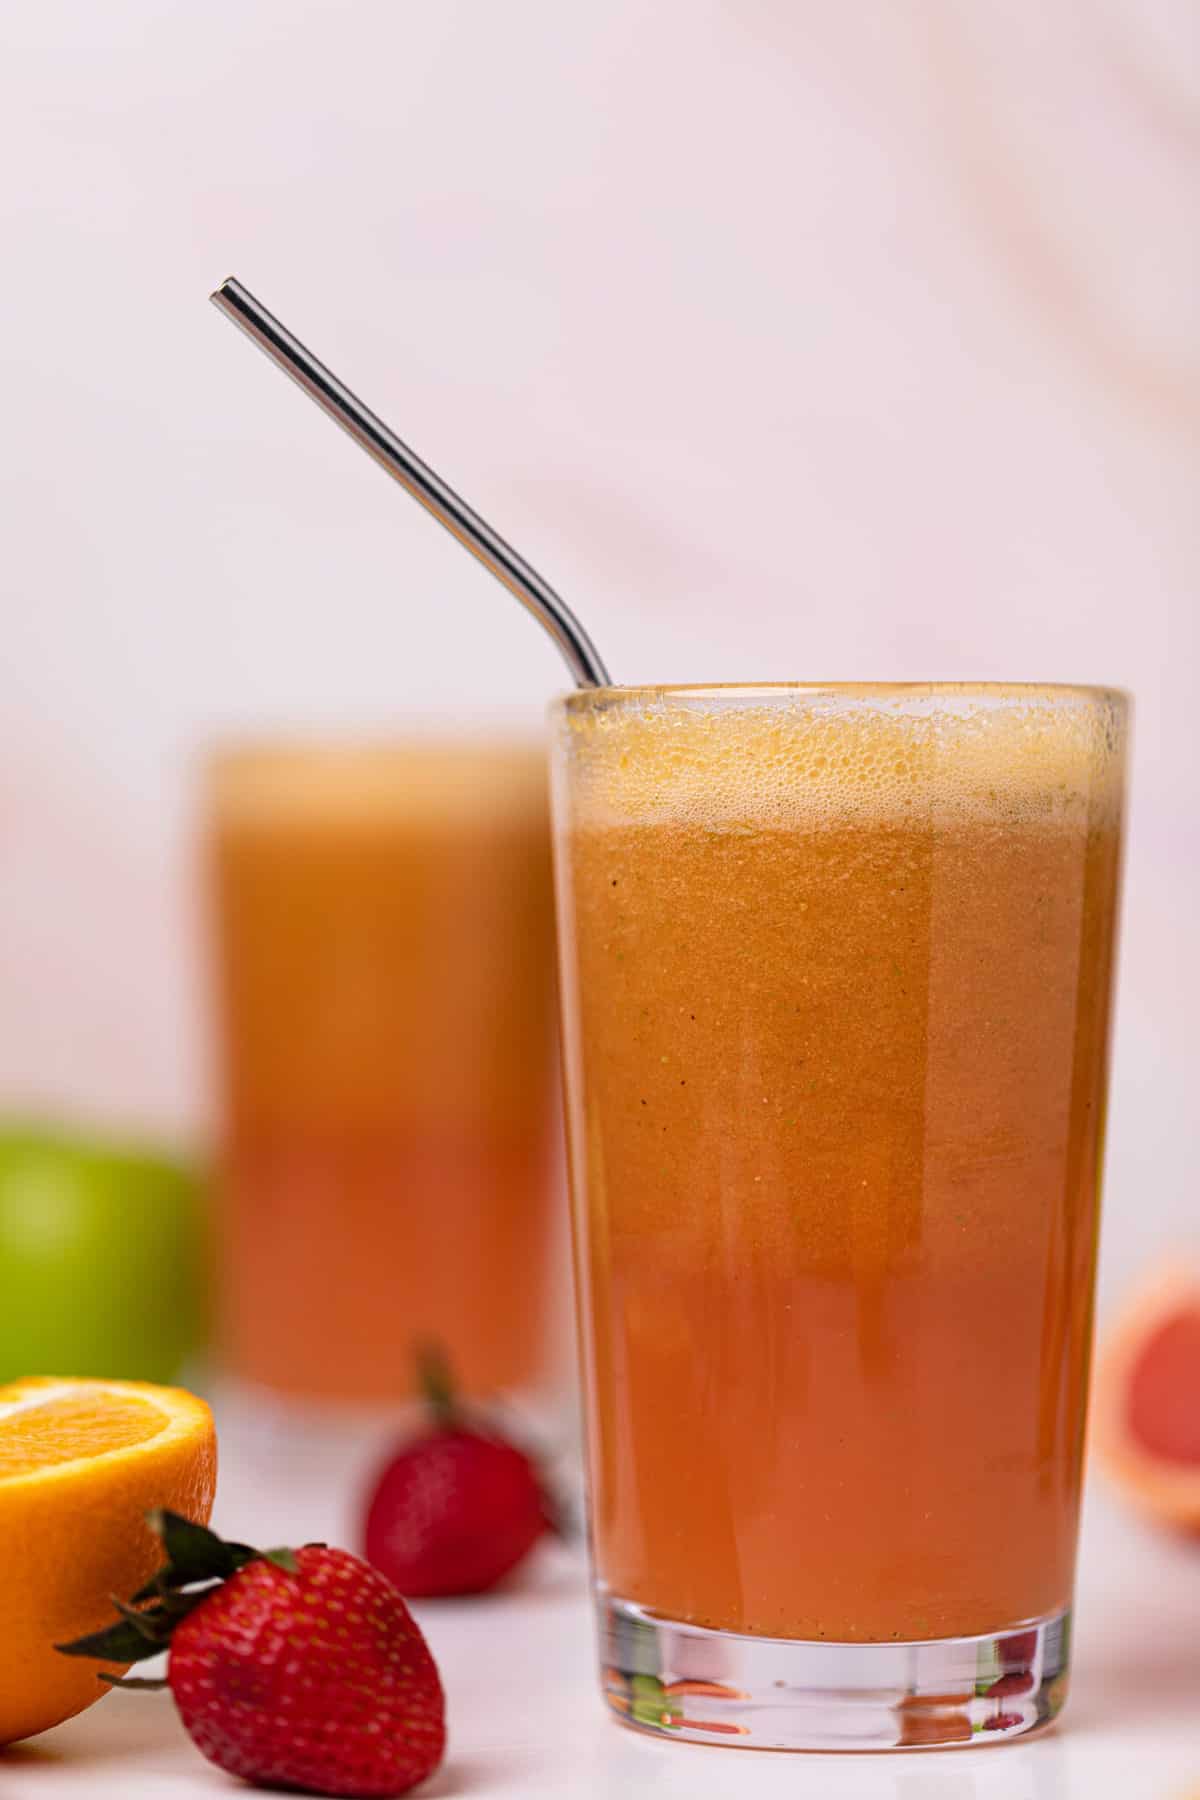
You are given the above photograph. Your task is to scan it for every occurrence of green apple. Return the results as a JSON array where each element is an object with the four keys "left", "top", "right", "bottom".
[{"left": 0, "top": 1125, "right": 206, "bottom": 1385}]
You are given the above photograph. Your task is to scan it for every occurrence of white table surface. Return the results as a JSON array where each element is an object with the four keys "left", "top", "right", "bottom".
[{"left": 5, "top": 1421, "right": 1198, "bottom": 1800}]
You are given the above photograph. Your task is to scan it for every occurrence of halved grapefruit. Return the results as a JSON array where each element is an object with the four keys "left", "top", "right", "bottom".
[{"left": 1092, "top": 1263, "right": 1200, "bottom": 1535}]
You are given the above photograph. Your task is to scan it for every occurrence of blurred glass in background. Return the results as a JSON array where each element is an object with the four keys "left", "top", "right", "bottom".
[{"left": 203, "top": 741, "right": 563, "bottom": 1408}]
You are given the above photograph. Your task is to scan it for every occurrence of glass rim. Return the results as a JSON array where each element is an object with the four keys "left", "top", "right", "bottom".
[
  {"left": 200, "top": 734, "right": 546, "bottom": 771},
  {"left": 560, "top": 680, "right": 1129, "bottom": 711}
]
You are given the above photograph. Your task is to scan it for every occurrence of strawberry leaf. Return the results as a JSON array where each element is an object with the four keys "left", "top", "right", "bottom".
[
  {"left": 131, "top": 1510, "right": 258, "bottom": 1601},
  {"left": 261, "top": 1547, "right": 300, "bottom": 1573},
  {"left": 145, "top": 1510, "right": 257, "bottom": 1585},
  {"left": 58, "top": 1514, "right": 304, "bottom": 1675},
  {"left": 56, "top": 1617, "right": 168, "bottom": 1664},
  {"left": 160, "top": 1584, "right": 224, "bottom": 1617},
  {"left": 110, "top": 1597, "right": 171, "bottom": 1641}
]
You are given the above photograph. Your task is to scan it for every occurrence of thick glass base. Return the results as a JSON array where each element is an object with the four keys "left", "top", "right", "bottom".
[{"left": 599, "top": 1592, "right": 1070, "bottom": 1750}]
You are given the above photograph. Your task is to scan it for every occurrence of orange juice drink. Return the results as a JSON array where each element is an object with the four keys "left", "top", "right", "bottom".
[
  {"left": 207, "top": 743, "right": 560, "bottom": 1405},
  {"left": 550, "top": 684, "right": 1126, "bottom": 1750}
]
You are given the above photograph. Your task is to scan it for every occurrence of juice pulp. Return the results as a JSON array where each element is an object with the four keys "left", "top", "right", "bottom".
[
  {"left": 208, "top": 744, "right": 559, "bottom": 1404},
  {"left": 553, "top": 688, "right": 1125, "bottom": 1642}
]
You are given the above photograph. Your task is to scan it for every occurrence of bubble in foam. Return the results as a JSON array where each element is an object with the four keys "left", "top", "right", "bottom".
[{"left": 555, "top": 686, "right": 1126, "bottom": 832}]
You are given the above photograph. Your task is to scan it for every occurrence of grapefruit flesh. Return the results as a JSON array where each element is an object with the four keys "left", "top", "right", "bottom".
[{"left": 1094, "top": 1266, "right": 1200, "bottom": 1535}]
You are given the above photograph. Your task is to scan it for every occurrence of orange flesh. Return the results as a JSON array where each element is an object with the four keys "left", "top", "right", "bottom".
[
  {"left": 556, "top": 694, "right": 1124, "bottom": 1642},
  {"left": 208, "top": 748, "right": 559, "bottom": 1403},
  {"left": 1127, "top": 1308, "right": 1200, "bottom": 1465},
  {"left": 0, "top": 1390, "right": 165, "bottom": 1479}
]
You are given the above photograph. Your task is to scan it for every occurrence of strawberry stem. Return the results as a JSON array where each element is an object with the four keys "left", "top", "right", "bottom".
[
  {"left": 415, "top": 1340, "right": 458, "bottom": 1426},
  {"left": 56, "top": 1513, "right": 298, "bottom": 1669}
]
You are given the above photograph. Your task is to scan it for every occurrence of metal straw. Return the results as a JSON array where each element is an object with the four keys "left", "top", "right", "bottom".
[{"left": 209, "top": 277, "right": 612, "bottom": 689}]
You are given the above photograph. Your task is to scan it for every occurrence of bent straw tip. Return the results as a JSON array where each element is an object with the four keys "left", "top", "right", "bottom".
[{"left": 209, "top": 275, "right": 244, "bottom": 307}]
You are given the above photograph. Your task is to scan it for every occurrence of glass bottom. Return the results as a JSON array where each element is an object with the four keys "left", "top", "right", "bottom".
[{"left": 599, "top": 1592, "right": 1070, "bottom": 1751}]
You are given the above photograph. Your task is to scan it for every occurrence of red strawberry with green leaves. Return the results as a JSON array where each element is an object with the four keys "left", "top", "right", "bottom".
[
  {"left": 57, "top": 1511, "right": 444, "bottom": 1798},
  {"left": 363, "top": 1345, "right": 558, "bottom": 1598}
]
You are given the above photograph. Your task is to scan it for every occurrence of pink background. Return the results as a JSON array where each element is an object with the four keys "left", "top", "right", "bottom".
[{"left": 0, "top": 2, "right": 1195, "bottom": 1316}]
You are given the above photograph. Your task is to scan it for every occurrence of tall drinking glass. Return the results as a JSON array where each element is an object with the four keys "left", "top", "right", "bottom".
[
  {"left": 206, "top": 742, "right": 561, "bottom": 1408},
  {"left": 550, "top": 684, "right": 1127, "bottom": 1750}
]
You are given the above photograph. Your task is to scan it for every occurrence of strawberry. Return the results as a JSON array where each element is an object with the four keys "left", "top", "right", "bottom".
[
  {"left": 57, "top": 1511, "right": 444, "bottom": 1799},
  {"left": 996, "top": 1627, "right": 1039, "bottom": 1670},
  {"left": 980, "top": 1709, "right": 1025, "bottom": 1732},
  {"left": 982, "top": 1669, "right": 1035, "bottom": 1698},
  {"left": 363, "top": 1345, "right": 556, "bottom": 1598}
]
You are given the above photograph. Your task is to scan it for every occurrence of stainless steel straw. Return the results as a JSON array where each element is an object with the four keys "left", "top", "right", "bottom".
[{"left": 210, "top": 277, "right": 612, "bottom": 690}]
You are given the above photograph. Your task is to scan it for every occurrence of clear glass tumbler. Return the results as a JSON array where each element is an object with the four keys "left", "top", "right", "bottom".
[{"left": 550, "top": 683, "right": 1127, "bottom": 1750}]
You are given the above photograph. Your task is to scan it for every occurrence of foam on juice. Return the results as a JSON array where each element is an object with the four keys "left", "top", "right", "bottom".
[{"left": 557, "top": 685, "right": 1125, "bottom": 830}]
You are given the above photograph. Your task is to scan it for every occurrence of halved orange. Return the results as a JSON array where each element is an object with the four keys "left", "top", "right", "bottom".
[{"left": 0, "top": 1376, "right": 216, "bottom": 1745}]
